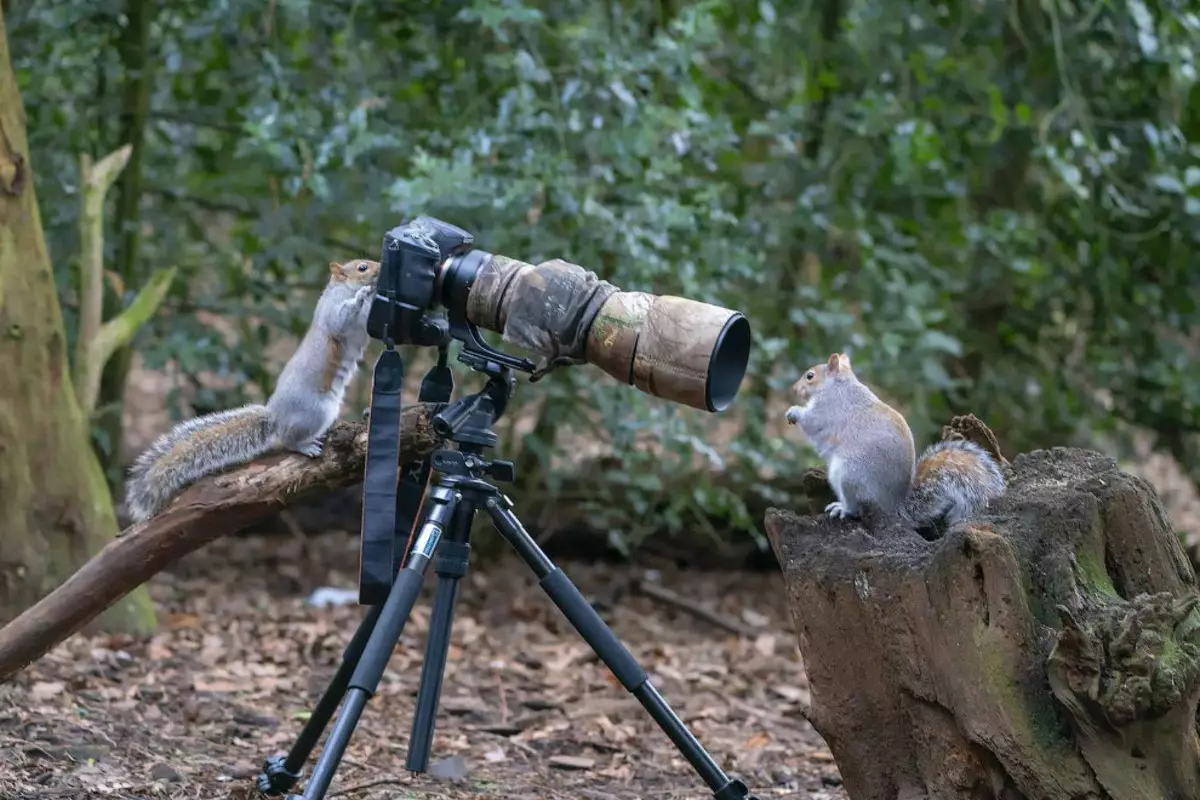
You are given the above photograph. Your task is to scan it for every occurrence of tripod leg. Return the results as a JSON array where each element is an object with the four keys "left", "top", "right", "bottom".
[
  {"left": 483, "top": 496, "right": 757, "bottom": 800},
  {"left": 291, "top": 487, "right": 460, "bottom": 800},
  {"left": 405, "top": 498, "right": 475, "bottom": 773},
  {"left": 256, "top": 604, "right": 383, "bottom": 796}
]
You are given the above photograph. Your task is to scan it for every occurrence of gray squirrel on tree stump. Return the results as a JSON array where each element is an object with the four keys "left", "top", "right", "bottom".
[{"left": 766, "top": 411, "right": 1200, "bottom": 800}]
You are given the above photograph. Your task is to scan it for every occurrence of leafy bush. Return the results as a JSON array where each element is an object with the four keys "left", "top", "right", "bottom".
[{"left": 11, "top": 0, "right": 1199, "bottom": 552}]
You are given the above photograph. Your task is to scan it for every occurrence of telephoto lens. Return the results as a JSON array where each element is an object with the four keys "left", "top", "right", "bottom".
[{"left": 442, "top": 252, "right": 751, "bottom": 413}]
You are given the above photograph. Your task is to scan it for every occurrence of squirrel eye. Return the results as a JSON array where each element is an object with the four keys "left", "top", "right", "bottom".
[
  {"left": 357, "top": 263, "right": 369, "bottom": 272},
  {"left": 805, "top": 371, "right": 815, "bottom": 381}
]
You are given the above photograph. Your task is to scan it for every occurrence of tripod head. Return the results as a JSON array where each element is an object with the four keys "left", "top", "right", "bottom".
[{"left": 428, "top": 357, "right": 517, "bottom": 485}]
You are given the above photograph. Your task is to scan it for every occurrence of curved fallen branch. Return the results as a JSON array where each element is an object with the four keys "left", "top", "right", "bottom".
[{"left": 0, "top": 404, "right": 443, "bottom": 682}]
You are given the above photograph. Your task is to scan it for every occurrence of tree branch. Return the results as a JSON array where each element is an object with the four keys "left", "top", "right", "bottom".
[
  {"left": 0, "top": 404, "right": 444, "bottom": 681},
  {"left": 87, "top": 266, "right": 175, "bottom": 399},
  {"left": 75, "top": 144, "right": 132, "bottom": 414}
]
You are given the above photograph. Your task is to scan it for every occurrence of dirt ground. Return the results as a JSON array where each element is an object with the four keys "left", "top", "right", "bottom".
[
  {"left": 8, "top": 360, "right": 1199, "bottom": 800},
  {"left": 0, "top": 530, "right": 843, "bottom": 800}
]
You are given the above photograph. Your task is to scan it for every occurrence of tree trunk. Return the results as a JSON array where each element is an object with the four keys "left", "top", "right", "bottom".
[
  {"left": 765, "top": 418, "right": 1200, "bottom": 800},
  {"left": 0, "top": 7, "right": 155, "bottom": 633},
  {"left": 96, "top": 0, "right": 156, "bottom": 487}
]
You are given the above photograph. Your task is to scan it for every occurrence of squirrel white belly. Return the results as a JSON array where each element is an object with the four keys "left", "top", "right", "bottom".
[
  {"left": 785, "top": 352, "right": 1005, "bottom": 528},
  {"left": 124, "top": 259, "right": 381, "bottom": 522}
]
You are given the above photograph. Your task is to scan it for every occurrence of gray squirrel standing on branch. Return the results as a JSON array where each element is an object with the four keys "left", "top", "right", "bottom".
[
  {"left": 124, "top": 259, "right": 382, "bottom": 523},
  {"left": 785, "top": 352, "right": 1005, "bottom": 527}
]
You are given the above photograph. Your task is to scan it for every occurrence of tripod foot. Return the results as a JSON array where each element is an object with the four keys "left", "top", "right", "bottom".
[
  {"left": 714, "top": 777, "right": 757, "bottom": 800},
  {"left": 256, "top": 754, "right": 302, "bottom": 796}
]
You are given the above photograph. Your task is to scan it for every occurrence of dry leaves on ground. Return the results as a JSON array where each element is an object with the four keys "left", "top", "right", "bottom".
[{"left": 0, "top": 531, "right": 845, "bottom": 800}]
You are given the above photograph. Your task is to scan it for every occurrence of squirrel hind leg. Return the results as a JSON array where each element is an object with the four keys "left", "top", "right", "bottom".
[
  {"left": 292, "top": 436, "right": 325, "bottom": 458},
  {"left": 825, "top": 500, "right": 859, "bottom": 519},
  {"left": 824, "top": 470, "right": 883, "bottom": 521}
]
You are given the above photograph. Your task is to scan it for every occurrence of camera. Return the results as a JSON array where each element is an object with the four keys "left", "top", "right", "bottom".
[
  {"left": 366, "top": 215, "right": 751, "bottom": 413},
  {"left": 260, "top": 218, "right": 763, "bottom": 800}
]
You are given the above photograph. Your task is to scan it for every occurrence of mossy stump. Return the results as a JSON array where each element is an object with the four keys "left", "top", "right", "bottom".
[{"left": 765, "top": 417, "right": 1200, "bottom": 800}]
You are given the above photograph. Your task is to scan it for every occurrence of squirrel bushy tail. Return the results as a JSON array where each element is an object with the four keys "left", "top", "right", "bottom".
[
  {"left": 124, "top": 405, "right": 275, "bottom": 522},
  {"left": 902, "top": 439, "right": 1005, "bottom": 528}
]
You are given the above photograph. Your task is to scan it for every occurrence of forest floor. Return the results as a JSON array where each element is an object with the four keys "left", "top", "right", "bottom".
[{"left": 0, "top": 530, "right": 841, "bottom": 800}]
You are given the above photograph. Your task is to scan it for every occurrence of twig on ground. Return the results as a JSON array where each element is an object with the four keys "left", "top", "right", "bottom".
[
  {"left": 478, "top": 727, "right": 541, "bottom": 758},
  {"left": 630, "top": 579, "right": 755, "bottom": 638},
  {"left": 328, "top": 775, "right": 435, "bottom": 797},
  {"left": 496, "top": 668, "right": 510, "bottom": 726},
  {"left": 724, "top": 694, "right": 790, "bottom": 726}
]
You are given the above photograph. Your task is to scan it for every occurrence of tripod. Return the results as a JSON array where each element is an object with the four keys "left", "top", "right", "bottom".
[{"left": 255, "top": 361, "right": 759, "bottom": 800}]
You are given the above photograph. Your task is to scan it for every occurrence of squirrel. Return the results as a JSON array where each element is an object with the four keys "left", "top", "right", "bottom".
[
  {"left": 784, "top": 352, "right": 1005, "bottom": 528},
  {"left": 124, "top": 259, "right": 382, "bottom": 523}
]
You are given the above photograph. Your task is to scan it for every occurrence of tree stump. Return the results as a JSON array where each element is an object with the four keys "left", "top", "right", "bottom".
[{"left": 765, "top": 416, "right": 1200, "bottom": 800}]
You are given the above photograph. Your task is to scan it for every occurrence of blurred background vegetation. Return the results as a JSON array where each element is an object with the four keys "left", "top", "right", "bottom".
[{"left": 9, "top": 0, "right": 1199, "bottom": 561}]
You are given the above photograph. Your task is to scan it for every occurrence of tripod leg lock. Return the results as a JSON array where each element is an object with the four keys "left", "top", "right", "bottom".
[
  {"left": 434, "top": 540, "right": 471, "bottom": 578},
  {"left": 256, "top": 754, "right": 302, "bottom": 796}
]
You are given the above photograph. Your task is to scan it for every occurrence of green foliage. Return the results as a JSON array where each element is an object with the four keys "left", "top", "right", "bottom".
[{"left": 9, "top": 0, "right": 1200, "bottom": 552}]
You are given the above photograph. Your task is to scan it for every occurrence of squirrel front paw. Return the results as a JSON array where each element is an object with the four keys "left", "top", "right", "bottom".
[
  {"left": 354, "top": 285, "right": 374, "bottom": 305},
  {"left": 297, "top": 440, "right": 324, "bottom": 458},
  {"left": 785, "top": 405, "right": 802, "bottom": 425},
  {"left": 825, "top": 501, "right": 857, "bottom": 519}
]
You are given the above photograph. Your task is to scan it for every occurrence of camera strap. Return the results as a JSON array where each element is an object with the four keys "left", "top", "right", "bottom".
[
  {"left": 357, "top": 346, "right": 405, "bottom": 605},
  {"left": 392, "top": 346, "right": 453, "bottom": 573}
]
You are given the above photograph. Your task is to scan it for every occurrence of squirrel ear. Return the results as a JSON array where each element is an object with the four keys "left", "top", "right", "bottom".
[
  {"left": 827, "top": 353, "right": 841, "bottom": 372},
  {"left": 838, "top": 352, "right": 852, "bottom": 370},
  {"left": 329, "top": 262, "right": 344, "bottom": 280}
]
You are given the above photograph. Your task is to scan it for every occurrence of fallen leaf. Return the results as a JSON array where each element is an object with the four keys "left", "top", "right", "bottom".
[
  {"left": 428, "top": 755, "right": 469, "bottom": 781},
  {"left": 150, "top": 763, "right": 182, "bottom": 782},
  {"left": 30, "top": 681, "right": 64, "bottom": 700},
  {"left": 193, "top": 677, "right": 242, "bottom": 693},
  {"left": 771, "top": 684, "right": 809, "bottom": 702},
  {"left": 744, "top": 731, "right": 771, "bottom": 749},
  {"left": 741, "top": 608, "right": 770, "bottom": 627},
  {"left": 549, "top": 755, "right": 595, "bottom": 770}
]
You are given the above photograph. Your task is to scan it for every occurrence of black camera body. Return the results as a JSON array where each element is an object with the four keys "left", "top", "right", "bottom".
[
  {"left": 366, "top": 216, "right": 472, "bottom": 347},
  {"left": 366, "top": 216, "right": 534, "bottom": 374}
]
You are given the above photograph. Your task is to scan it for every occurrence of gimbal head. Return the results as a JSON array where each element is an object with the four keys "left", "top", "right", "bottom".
[{"left": 429, "top": 359, "right": 515, "bottom": 458}]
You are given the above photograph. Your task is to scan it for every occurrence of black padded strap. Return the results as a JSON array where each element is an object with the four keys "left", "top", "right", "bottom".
[
  {"left": 393, "top": 354, "right": 454, "bottom": 572},
  {"left": 358, "top": 348, "right": 405, "bottom": 605}
]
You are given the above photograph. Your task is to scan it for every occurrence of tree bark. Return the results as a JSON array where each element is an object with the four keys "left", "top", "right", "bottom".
[
  {"left": 0, "top": 407, "right": 444, "bottom": 681},
  {"left": 765, "top": 417, "right": 1200, "bottom": 800},
  {"left": 0, "top": 7, "right": 155, "bottom": 635}
]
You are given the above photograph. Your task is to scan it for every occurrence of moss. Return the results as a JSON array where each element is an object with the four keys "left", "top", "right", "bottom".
[
  {"left": 975, "top": 620, "right": 1076, "bottom": 761},
  {"left": 1021, "top": 567, "right": 1060, "bottom": 629},
  {"left": 1073, "top": 549, "right": 1120, "bottom": 601}
]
